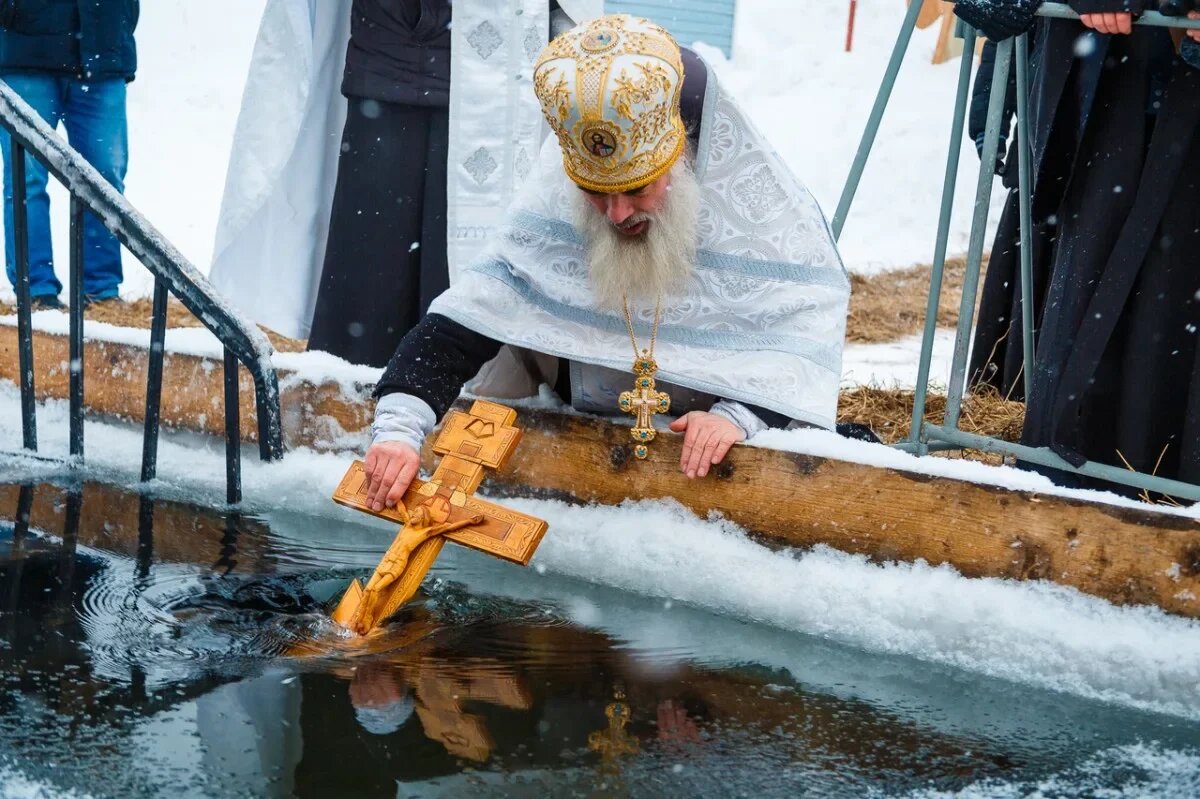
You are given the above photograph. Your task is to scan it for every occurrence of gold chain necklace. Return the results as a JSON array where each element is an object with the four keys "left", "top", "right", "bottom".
[{"left": 618, "top": 296, "right": 671, "bottom": 460}]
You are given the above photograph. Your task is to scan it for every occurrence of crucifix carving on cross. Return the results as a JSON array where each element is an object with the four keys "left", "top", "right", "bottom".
[
  {"left": 618, "top": 359, "right": 670, "bottom": 459},
  {"left": 330, "top": 400, "right": 548, "bottom": 635}
]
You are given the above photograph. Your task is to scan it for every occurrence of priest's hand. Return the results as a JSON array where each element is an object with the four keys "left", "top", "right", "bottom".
[
  {"left": 364, "top": 441, "right": 421, "bottom": 512},
  {"left": 1078, "top": 12, "right": 1132, "bottom": 35},
  {"left": 669, "top": 412, "right": 746, "bottom": 479}
]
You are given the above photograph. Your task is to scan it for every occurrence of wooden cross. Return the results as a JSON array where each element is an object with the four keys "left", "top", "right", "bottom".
[
  {"left": 330, "top": 400, "right": 548, "bottom": 635},
  {"left": 618, "top": 360, "right": 670, "bottom": 460}
]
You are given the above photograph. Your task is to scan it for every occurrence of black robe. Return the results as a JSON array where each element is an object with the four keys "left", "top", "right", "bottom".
[{"left": 962, "top": 5, "right": 1200, "bottom": 489}]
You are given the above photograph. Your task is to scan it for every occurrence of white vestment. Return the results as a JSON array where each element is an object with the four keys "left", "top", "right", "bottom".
[
  {"left": 431, "top": 61, "right": 851, "bottom": 429},
  {"left": 208, "top": 0, "right": 603, "bottom": 340}
]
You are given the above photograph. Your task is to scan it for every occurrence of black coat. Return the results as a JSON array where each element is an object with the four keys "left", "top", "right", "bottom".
[
  {"left": 0, "top": 0, "right": 138, "bottom": 80},
  {"left": 961, "top": 0, "right": 1200, "bottom": 488},
  {"left": 342, "top": 0, "right": 453, "bottom": 107}
]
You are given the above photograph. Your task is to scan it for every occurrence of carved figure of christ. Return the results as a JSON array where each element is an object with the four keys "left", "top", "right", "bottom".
[{"left": 330, "top": 401, "right": 548, "bottom": 635}]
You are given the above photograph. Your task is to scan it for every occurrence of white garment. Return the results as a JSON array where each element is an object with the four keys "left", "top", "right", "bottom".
[
  {"left": 209, "top": 0, "right": 603, "bottom": 340},
  {"left": 429, "top": 60, "right": 851, "bottom": 430}
]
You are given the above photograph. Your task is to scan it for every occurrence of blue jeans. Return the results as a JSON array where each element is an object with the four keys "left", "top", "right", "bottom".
[{"left": 1, "top": 75, "right": 128, "bottom": 300}]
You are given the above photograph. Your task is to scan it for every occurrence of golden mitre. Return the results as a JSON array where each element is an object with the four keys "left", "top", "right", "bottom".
[{"left": 533, "top": 14, "right": 686, "bottom": 194}]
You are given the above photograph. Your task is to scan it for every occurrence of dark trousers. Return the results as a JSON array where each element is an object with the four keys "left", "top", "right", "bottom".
[{"left": 307, "top": 97, "right": 449, "bottom": 367}]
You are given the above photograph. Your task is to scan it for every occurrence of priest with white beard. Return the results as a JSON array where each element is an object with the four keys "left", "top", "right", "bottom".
[{"left": 364, "top": 14, "right": 851, "bottom": 509}]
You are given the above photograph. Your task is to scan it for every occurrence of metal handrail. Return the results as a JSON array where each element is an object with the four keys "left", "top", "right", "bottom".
[
  {"left": 837, "top": 2, "right": 1200, "bottom": 501},
  {"left": 1, "top": 80, "right": 283, "bottom": 503}
]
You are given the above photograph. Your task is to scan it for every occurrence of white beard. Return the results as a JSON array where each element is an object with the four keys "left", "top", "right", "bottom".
[{"left": 573, "top": 159, "right": 701, "bottom": 311}]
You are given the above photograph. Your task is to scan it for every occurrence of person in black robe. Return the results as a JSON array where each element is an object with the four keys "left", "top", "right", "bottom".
[
  {"left": 306, "top": 1, "right": 578, "bottom": 368},
  {"left": 956, "top": 0, "right": 1200, "bottom": 491}
]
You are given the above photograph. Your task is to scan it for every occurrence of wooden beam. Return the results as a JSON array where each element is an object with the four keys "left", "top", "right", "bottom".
[
  {"left": 0, "top": 324, "right": 373, "bottom": 451},
  {"left": 456, "top": 404, "right": 1200, "bottom": 619}
]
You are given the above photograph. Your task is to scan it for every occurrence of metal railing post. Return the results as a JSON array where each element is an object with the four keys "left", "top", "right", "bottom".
[
  {"left": 12, "top": 142, "right": 35, "bottom": 451},
  {"left": 68, "top": 195, "right": 84, "bottom": 458},
  {"left": 943, "top": 36, "right": 1013, "bottom": 430},
  {"left": 832, "top": 0, "right": 925, "bottom": 241},
  {"left": 908, "top": 22, "right": 977, "bottom": 453},
  {"left": 224, "top": 347, "right": 242, "bottom": 505},
  {"left": 0, "top": 79, "right": 286, "bottom": 472},
  {"left": 140, "top": 278, "right": 168, "bottom": 482},
  {"left": 1014, "top": 33, "right": 1036, "bottom": 402}
]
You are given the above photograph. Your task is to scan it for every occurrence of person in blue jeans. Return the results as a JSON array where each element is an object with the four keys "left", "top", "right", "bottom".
[{"left": 0, "top": 0, "right": 139, "bottom": 309}]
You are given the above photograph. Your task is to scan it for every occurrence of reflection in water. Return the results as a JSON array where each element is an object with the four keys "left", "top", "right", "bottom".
[
  {"left": 0, "top": 478, "right": 1199, "bottom": 798},
  {"left": 589, "top": 688, "right": 640, "bottom": 771}
]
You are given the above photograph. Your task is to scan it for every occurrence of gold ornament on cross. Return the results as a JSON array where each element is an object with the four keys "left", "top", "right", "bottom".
[{"left": 618, "top": 354, "right": 670, "bottom": 460}]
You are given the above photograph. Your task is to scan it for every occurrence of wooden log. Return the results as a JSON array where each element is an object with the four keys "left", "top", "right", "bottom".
[
  {"left": 0, "top": 323, "right": 373, "bottom": 451},
  {"left": 462, "top": 404, "right": 1200, "bottom": 619}
]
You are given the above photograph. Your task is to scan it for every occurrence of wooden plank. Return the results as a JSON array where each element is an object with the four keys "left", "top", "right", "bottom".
[
  {"left": 0, "top": 324, "right": 373, "bottom": 451},
  {"left": 450, "top": 403, "right": 1200, "bottom": 619}
]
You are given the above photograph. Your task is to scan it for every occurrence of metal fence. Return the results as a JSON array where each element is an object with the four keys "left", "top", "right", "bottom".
[
  {"left": 835, "top": 1, "right": 1200, "bottom": 502},
  {"left": 1, "top": 80, "right": 283, "bottom": 504}
]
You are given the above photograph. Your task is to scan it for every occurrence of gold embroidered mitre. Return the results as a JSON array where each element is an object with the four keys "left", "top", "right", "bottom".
[{"left": 533, "top": 14, "right": 686, "bottom": 194}]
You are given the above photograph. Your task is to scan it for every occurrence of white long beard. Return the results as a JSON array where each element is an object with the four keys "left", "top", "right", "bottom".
[{"left": 573, "top": 160, "right": 701, "bottom": 311}]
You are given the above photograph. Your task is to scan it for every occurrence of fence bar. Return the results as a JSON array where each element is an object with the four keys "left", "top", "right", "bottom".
[
  {"left": 68, "top": 195, "right": 85, "bottom": 458},
  {"left": 1014, "top": 33, "right": 1036, "bottom": 403},
  {"left": 832, "top": 0, "right": 925, "bottom": 241},
  {"left": 924, "top": 424, "right": 1200, "bottom": 502},
  {"left": 140, "top": 278, "right": 168, "bottom": 483},
  {"left": 224, "top": 347, "right": 242, "bottom": 505},
  {"left": 1038, "top": 2, "right": 1200, "bottom": 28},
  {"left": 0, "top": 80, "right": 285, "bottom": 464},
  {"left": 12, "top": 143, "right": 35, "bottom": 451},
  {"left": 944, "top": 37, "right": 1013, "bottom": 429},
  {"left": 908, "top": 23, "right": 977, "bottom": 453}
]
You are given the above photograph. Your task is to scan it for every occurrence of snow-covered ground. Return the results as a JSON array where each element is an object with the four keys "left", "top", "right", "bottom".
[{"left": 0, "top": 0, "right": 1002, "bottom": 305}]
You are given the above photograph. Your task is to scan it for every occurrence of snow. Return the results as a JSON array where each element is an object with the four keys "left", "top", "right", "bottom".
[
  {"left": 0, "top": 0, "right": 999, "bottom": 308},
  {"left": 841, "top": 329, "right": 957, "bottom": 389},
  {"left": 906, "top": 743, "right": 1200, "bottom": 798},
  {"left": 0, "top": 765, "right": 92, "bottom": 799}
]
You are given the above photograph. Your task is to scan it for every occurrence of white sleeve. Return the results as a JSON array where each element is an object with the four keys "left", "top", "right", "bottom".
[
  {"left": 708, "top": 400, "right": 769, "bottom": 439},
  {"left": 370, "top": 393, "right": 437, "bottom": 451}
]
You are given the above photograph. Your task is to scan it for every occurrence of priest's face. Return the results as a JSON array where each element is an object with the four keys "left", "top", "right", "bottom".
[
  {"left": 573, "top": 159, "right": 700, "bottom": 310},
  {"left": 580, "top": 175, "right": 673, "bottom": 236}
]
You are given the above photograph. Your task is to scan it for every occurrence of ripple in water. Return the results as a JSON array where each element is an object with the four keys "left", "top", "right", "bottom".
[{"left": 75, "top": 558, "right": 603, "bottom": 684}]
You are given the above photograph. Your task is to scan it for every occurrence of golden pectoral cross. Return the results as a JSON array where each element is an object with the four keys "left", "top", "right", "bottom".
[
  {"left": 618, "top": 355, "right": 670, "bottom": 460},
  {"left": 330, "top": 401, "right": 548, "bottom": 635},
  {"left": 588, "top": 690, "right": 640, "bottom": 767}
]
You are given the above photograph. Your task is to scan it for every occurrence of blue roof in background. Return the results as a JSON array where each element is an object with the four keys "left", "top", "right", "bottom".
[{"left": 606, "top": 0, "right": 737, "bottom": 57}]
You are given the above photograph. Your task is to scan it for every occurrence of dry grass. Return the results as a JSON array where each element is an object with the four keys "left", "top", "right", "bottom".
[
  {"left": 838, "top": 384, "right": 1025, "bottom": 462},
  {"left": 846, "top": 255, "right": 988, "bottom": 344}
]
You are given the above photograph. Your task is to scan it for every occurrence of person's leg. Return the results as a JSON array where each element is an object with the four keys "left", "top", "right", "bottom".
[
  {"left": 307, "top": 98, "right": 431, "bottom": 367},
  {"left": 418, "top": 108, "right": 450, "bottom": 313},
  {"left": 0, "top": 75, "right": 65, "bottom": 299},
  {"left": 60, "top": 77, "right": 128, "bottom": 300}
]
